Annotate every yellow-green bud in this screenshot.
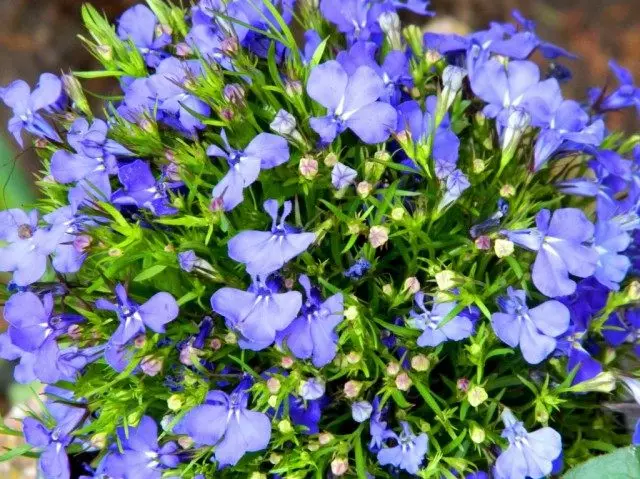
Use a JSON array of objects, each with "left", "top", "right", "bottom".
[
  {"left": 494, "top": 239, "right": 514, "bottom": 258},
  {"left": 167, "top": 395, "right": 183, "bottom": 411},
  {"left": 467, "top": 385, "right": 488, "bottom": 407},
  {"left": 470, "top": 424, "right": 486, "bottom": 444}
]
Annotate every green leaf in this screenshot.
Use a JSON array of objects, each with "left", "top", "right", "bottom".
[
  {"left": 564, "top": 447, "right": 640, "bottom": 479},
  {"left": 133, "top": 265, "right": 168, "bottom": 282},
  {"left": 354, "top": 433, "right": 368, "bottom": 479},
  {"left": 0, "top": 444, "right": 33, "bottom": 463}
]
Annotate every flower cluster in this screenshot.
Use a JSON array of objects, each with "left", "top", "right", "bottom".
[{"left": 0, "top": 1, "right": 638, "bottom": 478}]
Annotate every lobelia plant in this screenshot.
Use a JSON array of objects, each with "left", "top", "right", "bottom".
[{"left": 0, "top": 0, "right": 639, "bottom": 478}]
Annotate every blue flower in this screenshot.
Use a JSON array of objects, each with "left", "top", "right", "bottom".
[
  {"left": 277, "top": 275, "right": 344, "bottom": 367},
  {"left": 495, "top": 409, "right": 562, "bottom": 479},
  {"left": 178, "top": 250, "right": 198, "bottom": 272},
  {"left": 111, "top": 159, "right": 179, "bottom": 216},
  {"left": 211, "top": 274, "right": 302, "bottom": 350},
  {"left": 307, "top": 60, "right": 397, "bottom": 144},
  {"left": 533, "top": 100, "right": 604, "bottom": 170},
  {"left": 117, "top": 5, "right": 171, "bottom": 67},
  {"left": 22, "top": 391, "right": 86, "bottom": 479},
  {"left": 96, "top": 284, "right": 179, "bottom": 345},
  {"left": 504, "top": 208, "right": 598, "bottom": 297},
  {"left": 0, "top": 209, "right": 66, "bottom": 286},
  {"left": 331, "top": 162, "right": 358, "bottom": 189},
  {"left": 174, "top": 386, "right": 271, "bottom": 468},
  {"left": 491, "top": 287, "right": 570, "bottom": 364},
  {"left": 439, "top": 169, "right": 470, "bottom": 210},
  {"left": 376, "top": 421, "right": 428, "bottom": 474},
  {"left": 299, "top": 377, "right": 326, "bottom": 400},
  {"left": 344, "top": 258, "right": 371, "bottom": 279},
  {"left": 511, "top": 10, "right": 577, "bottom": 60},
  {"left": 320, "top": 0, "right": 378, "bottom": 42},
  {"left": 603, "top": 309, "right": 640, "bottom": 355},
  {"left": 593, "top": 219, "right": 632, "bottom": 290},
  {"left": 103, "top": 416, "right": 179, "bottom": 479},
  {"left": 407, "top": 292, "right": 473, "bottom": 347},
  {"left": 633, "top": 420, "right": 640, "bottom": 446},
  {"left": 207, "top": 130, "right": 289, "bottom": 211},
  {"left": 228, "top": 199, "right": 316, "bottom": 276},
  {"left": 591, "top": 60, "right": 640, "bottom": 115},
  {"left": 555, "top": 325, "right": 602, "bottom": 385},
  {"left": 352, "top": 400, "right": 373, "bottom": 422},
  {"left": 0, "top": 73, "right": 62, "bottom": 146}
]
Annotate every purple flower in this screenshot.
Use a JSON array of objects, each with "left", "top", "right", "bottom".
[
  {"left": 603, "top": 309, "right": 640, "bottom": 355},
  {"left": 4, "top": 291, "right": 82, "bottom": 353},
  {"left": 320, "top": 0, "right": 378, "bottom": 42},
  {"left": 307, "top": 60, "right": 397, "bottom": 144},
  {"left": 0, "top": 73, "right": 62, "bottom": 146},
  {"left": 103, "top": 416, "right": 179, "bottom": 479},
  {"left": 211, "top": 275, "right": 302, "bottom": 350},
  {"left": 67, "top": 118, "right": 131, "bottom": 158},
  {"left": 117, "top": 5, "right": 171, "bottom": 67},
  {"left": 470, "top": 59, "right": 561, "bottom": 128},
  {"left": 178, "top": 250, "right": 198, "bottom": 272},
  {"left": 0, "top": 209, "right": 65, "bottom": 285},
  {"left": 43, "top": 202, "right": 95, "bottom": 274},
  {"left": 96, "top": 284, "right": 179, "bottom": 345},
  {"left": 23, "top": 389, "right": 85, "bottom": 479},
  {"left": 495, "top": 409, "right": 562, "bottom": 479},
  {"left": 591, "top": 60, "right": 640, "bottom": 115},
  {"left": 376, "top": 421, "right": 428, "bottom": 474},
  {"left": 207, "top": 130, "right": 289, "bottom": 211},
  {"left": 593, "top": 219, "right": 632, "bottom": 290},
  {"left": 369, "top": 397, "right": 392, "bottom": 452},
  {"left": 149, "top": 58, "right": 211, "bottom": 134},
  {"left": 277, "top": 275, "right": 344, "bottom": 367},
  {"left": 511, "top": 10, "right": 577, "bottom": 60},
  {"left": 344, "top": 258, "right": 371, "bottom": 279},
  {"left": 533, "top": 100, "right": 605, "bottom": 170},
  {"left": 288, "top": 396, "right": 324, "bottom": 434},
  {"left": 504, "top": 208, "right": 598, "bottom": 297},
  {"left": 439, "top": 169, "right": 470, "bottom": 210},
  {"left": 407, "top": 292, "right": 473, "bottom": 347},
  {"left": 555, "top": 326, "right": 602, "bottom": 385},
  {"left": 491, "top": 287, "right": 570, "bottom": 364},
  {"left": 634, "top": 420, "right": 640, "bottom": 446},
  {"left": 111, "top": 160, "right": 179, "bottom": 216},
  {"left": 331, "top": 162, "right": 358, "bottom": 189},
  {"left": 299, "top": 377, "right": 326, "bottom": 401},
  {"left": 174, "top": 387, "right": 271, "bottom": 468},
  {"left": 228, "top": 199, "right": 315, "bottom": 276},
  {"left": 116, "top": 77, "right": 156, "bottom": 124}
]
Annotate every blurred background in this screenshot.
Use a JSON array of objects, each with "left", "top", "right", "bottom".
[{"left": 0, "top": 0, "right": 638, "bottom": 476}]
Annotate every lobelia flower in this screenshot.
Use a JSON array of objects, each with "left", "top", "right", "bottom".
[
  {"left": 0, "top": 73, "right": 62, "bottom": 146},
  {"left": 207, "top": 130, "right": 289, "bottom": 211},
  {"left": 590, "top": 60, "right": 640, "bottom": 114},
  {"left": 491, "top": 287, "right": 570, "bottom": 364},
  {"left": 211, "top": 274, "right": 302, "bottom": 350},
  {"left": 174, "top": 386, "right": 271, "bottom": 468},
  {"left": 102, "top": 416, "right": 180, "bottom": 479},
  {"left": 510, "top": 10, "right": 576, "bottom": 60},
  {"left": 439, "top": 169, "right": 470, "bottom": 210},
  {"left": 592, "top": 219, "right": 632, "bottom": 291},
  {"left": 344, "top": 258, "right": 371, "bottom": 279},
  {"left": 288, "top": 396, "right": 325, "bottom": 434},
  {"left": 117, "top": 5, "right": 171, "bottom": 67},
  {"left": 555, "top": 325, "right": 602, "bottom": 385},
  {"left": 369, "top": 397, "right": 393, "bottom": 452},
  {"left": 23, "top": 400, "right": 86, "bottom": 479},
  {"left": 96, "top": 284, "right": 179, "bottom": 345},
  {"left": 331, "top": 162, "right": 358, "bottom": 189},
  {"left": 0, "top": 209, "right": 65, "bottom": 285},
  {"left": 320, "top": 0, "right": 379, "bottom": 43},
  {"left": 277, "top": 275, "right": 344, "bottom": 367},
  {"left": 602, "top": 309, "right": 640, "bottom": 355},
  {"left": 494, "top": 409, "right": 562, "bottom": 479},
  {"left": 470, "top": 59, "right": 561, "bottom": 128},
  {"left": 503, "top": 208, "right": 598, "bottom": 297},
  {"left": 533, "top": 99, "right": 605, "bottom": 170},
  {"left": 299, "top": 377, "right": 326, "bottom": 400},
  {"left": 407, "top": 292, "right": 473, "bottom": 347},
  {"left": 111, "top": 159, "right": 180, "bottom": 216},
  {"left": 227, "top": 199, "right": 316, "bottom": 276},
  {"left": 306, "top": 60, "right": 397, "bottom": 144},
  {"left": 395, "top": 97, "right": 460, "bottom": 177},
  {"left": 376, "top": 421, "right": 428, "bottom": 474}
]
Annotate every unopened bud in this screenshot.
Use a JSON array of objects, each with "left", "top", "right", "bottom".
[
  {"left": 470, "top": 424, "right": 486, "bottom": 444},
  {"left": 299, "top": 156, "right": 319, "bottom": 179},
  {"left": 500, "top": 184, "right": 516, "bottom": 198},
  {"left": 467, "top": 385, "right": 488, "bottom": 407},
  {"left": 391, "top": 207, "right": 405, "bottom": 221},
  {"left": 411, "top": 354, "right": 430, "bottom": 372},
  {"left": 369, "top": 225, "right": 389, "bottom": 248},
  {"left": 331, "top": 458, "right": 349, "bottom": 476},
  {"left": 178, "top": 436, "right": 194, "bottom": 449},
  {"left": 344, "top": 380, "right": 362, "bottom": 398},
  {"left": 628, "top": 280, "right": 640, "bottom": 300},
  {"left": 435, "top": 270, "right": 456, "bottom": 290},
  {"left": 382, "top": 284, "right": 394, "bottom": 296},
  {"left": 141, "top": 356, "right": 163, "bottom": 376},
  {"left": 285, "top": 79, "right": 303, "bottom": 97},
  {"left": 96, "top": 44, "right": 113, "bottom": 61},
  {"left": 387, "top": 362, "right": 401, "bottom": 376},
  {"left": 404, "top": 277, "right": 421, "bottom": 294},
  {"left": 475, "top": 235, "right": 491, "bottom": 250},
  {"left": 344, "top": 306, "right": 359, "bottom": 321},
  {"left": 494, "top": 238, "right": 514, "bottom": 258},
  {"left": 90, "top": 432, "right": 107, "bottom": 449},
  {"left": 209, "top": 338, "right": 222, "bottom": 350},
  {"left": 268, "top": 395, "right": 278, "bottom": 408},
  {"left": 281, "top": 356, "right": 294, "bottom": 368},
  {"left": 324, "top": 152, "right": 338, "bottom": 167},
  {"left": 357, "top": 181, "right": 373, "bottom": 198},
  {"left": 223, "top": 331, "right": 237, "bottom": 344},
  {"left": 472, "top": 158, "right": 486, "bottom": 173},
  {"left": 167, "top": 394, "right": 183, "bottom": 411},
  {"left": 267, "top": 377, "right": 281, "bottom": 394},
  {"left": 346, "top": 351, "right": 361, "bottom": 364},
  {"left": 278, "top": 419, "right": 293, "bottom": 434},
  {"left": 395, "top": 372, "right": 412, "bottom": 391},
  {"left": 318, "top": 432, "right": 334, "bottom": 445}
]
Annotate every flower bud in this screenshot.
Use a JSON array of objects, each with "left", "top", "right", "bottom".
[
  {"left": 324, "top": 152, "right": 338, "bottom": 167},
  {"left": 500, "top": 108, "right": 531, "bottom": 173},
  {"left": 318, "top": 432, "right": 334, "bottom": 445},
  {"left": 108, "top": 247, "right": 122, "bottom": 257},
  {"left": 269, "top": 453, "right": 282, "bottom": 465},
  {"left": 628, "top": 280, "right": 640, "bottom": 300},
  {"left": 351, "top": 401, "right": 373, "bottom": 423},
  {"left": 223, "top": 331, "right": 237, "bottom": 344},
  {"left": 395, "top": 372, "right": 412, "bottom": 391},
  {"left": 134, "top": 335, "right": 147, "bottom": 349},
  {"left": 357, "top": 181, "right": 373, "bottom": 198},
  {"left": 167, "top": 394, "right": 183, "bottom": 411},
  {"left": 475, "top": 235, "right": 491, "bottom": 250},
  {"left": 178, "top": 436, "right": 194, "bottom": 449},
  {"left": 494, "top": 238, "right": 514, "bottom": 258},
  {"left": 403, "top": 277, "right": 421, "bottom": 294},
  {"left": 369, "top": 225, "right": 389, "bottom": 248},
  {"left": 278, "top": 420, "right": 293, "bottom": 434},
  {"left": 96, "top": 44, "right": 113, "bottom": 61},
  {"left": 344, "top": 380, "right": 362, "bottom": 398},
  {"left": 62, "top": 74, "right": 91, "bottom": 117},
  {"left": 570, "top": 371, "right": 617, "bottom": 394},
  {"left": 90, "top": 432, "right": 107, "bottom": 449},
  {"left": 175, "top": 42, "right": 192, "bottom": 56},
  {"left": 469, "top": 424, "right": 486, "bottom": 444},
  {"left": 220, "top": 36, "right": 239, "bottom": 56},
  {"left": 391, "top": 207, "right": 405, "bottom": 221},
  {"left": 224, "top": 84, "right": 246, "bottom": 105},
  {"left": 267, "top": 377, "right": 281, "bottom": 394},
  {"left": 209, "top": 338, "right": 222, "bottom": 350},
  {"left": 281, "top": 356, "right": 294, "bottom": 368},
  {"left": 435, "top": 270, "right": 456, "bottom": 290},
  {"left": 331, "top": 458, "right": 349, "bottom": 476},
  {"left": 300, "top": 378, "right": 326, "bottom": 400},
  {"left": 67, "top": 324, "right": 82, "bottom": 340},
  {"left": 344, "top": 305, "right": 359, "bottom": 321},
  {"left": 457, "top": 378, "right": 470, "bottom": 392},
  {"left": 299, "top": 156, "right": 319, "bottom": 179},
  {"left": 382, "top": 284, "right": 394, "bottom": 296},
  {"left": 425, "top": 49, "right": 441, "bottom": 64},
  {"left": 467, "top": 385, "right": 488, "bottom": 407},
  {"left": 346, "top": 351, "right": 361, "bottom": 364},
  {"left": 285, "top": 79, "right": 303, "bottom": 97},
  {"left": 386, "top": 362, "right": 400, "bottom": 376},
  {"left": 500, "top": 184, "right": 516, "bottom": 198},
  {"left": 411, "top": 354, "right": 430, "bottom": 372},
  {"left": 268, "top": 395, "right": 278, "bottom": 408},
  {"left": 141, "top": 356, "right": 163, "bottom": 377},
  {"left": 378, "top": 11, "right": 402, "bottom": 50}
]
